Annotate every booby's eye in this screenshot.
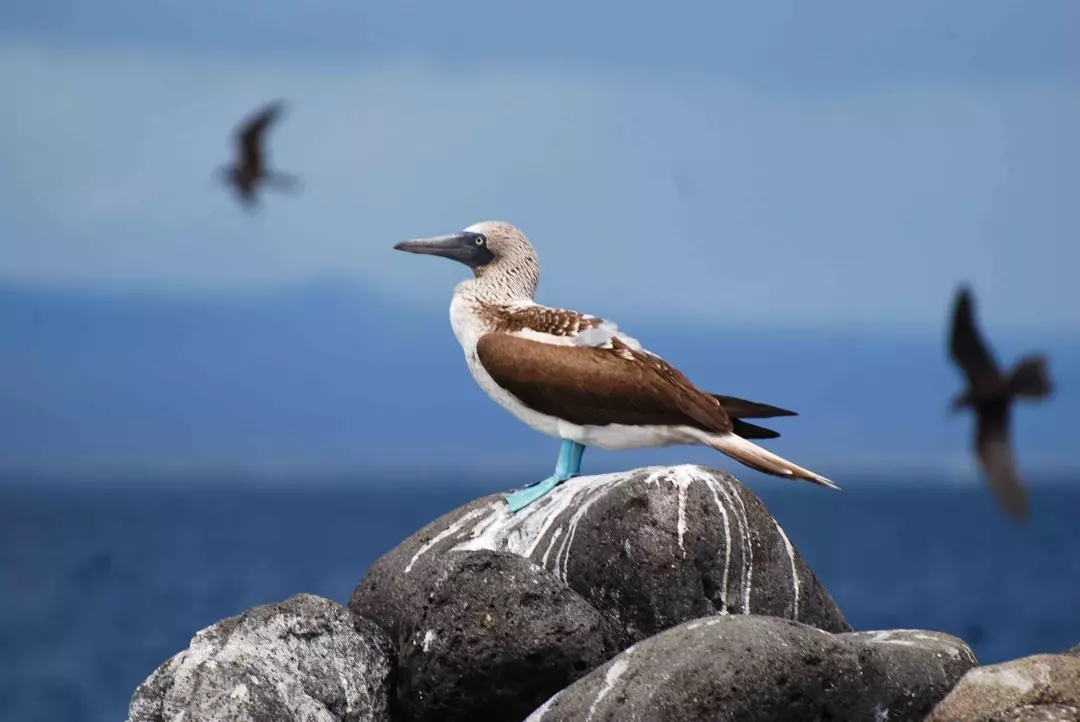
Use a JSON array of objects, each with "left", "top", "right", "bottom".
[{"left": 475, "top": 235, "right": 485, "bottom": 245}]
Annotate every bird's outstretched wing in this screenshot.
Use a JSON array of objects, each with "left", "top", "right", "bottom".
[
  {"left": 1009, "top": 355, "right": 1053, "bottom": 400},
  {"left": 235, "top": 100, "right": 285, "bottom": 166},
  {"left": 475, "top": 332, "right": 733, "bottom": 434},
  {"left": 949, "top": 286, "right": 1001, "bottom": 391},
  {"left": 974, "top": 404, "right": 1028, "bottom": 523}
]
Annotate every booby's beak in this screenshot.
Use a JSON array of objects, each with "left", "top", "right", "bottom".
[{"left": 393, "top": 232, "right": 495, "bottom": 269}]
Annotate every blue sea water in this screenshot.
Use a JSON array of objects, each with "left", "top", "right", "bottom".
[{"left": 2, "top": 476, "right": 1079, "bottom": 722}]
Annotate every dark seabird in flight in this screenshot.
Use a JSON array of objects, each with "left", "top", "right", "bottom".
[
  {"left": 393, "top": 220, "right": 838, "bottom": 512},
  {"left": 215, "top": 100, "right": 299, "bottom": 208},
  {"left": 948, "top": 285, "right": 1052, "bottom": 522}
]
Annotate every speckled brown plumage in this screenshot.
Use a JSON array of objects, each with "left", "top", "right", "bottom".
[{"left": 479, "top": 306, "right": 606, "bottom": 337}]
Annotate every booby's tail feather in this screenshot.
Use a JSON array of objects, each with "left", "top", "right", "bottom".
[
  {"left": 730, "top": 418, "right": 780, "bottom": 440},
  {"left": 706, "top": 433, "right": 839, "bottom": 489},
  {"left": 711, "top": 394, "right": 797, "bottom": 419}
]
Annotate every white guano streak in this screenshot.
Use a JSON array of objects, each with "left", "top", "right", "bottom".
[
  {"left": 587, "top": 656, "right": 632, "bottom": 721},
  {"left": 404, "top": 508, "right": 488, "bottom": 573},
  {"left": 700, "top": 476, "right": 732, "bottom": 613},
  {"left": 554, "top": 474, "right": 628, "bottom": 582},
  {"left": 773, "top": 519, "right": 800, "bottom": 619},
  {"left": 711, "top": 478, "right": 752, "bottom": 613},
  {"left": 448, "top": 466, "right": 751, "bottom": 600},
  {"left": 644, "top": 465, "right": 702, "bottom": 557},
  {"left": 731, "top": 488, "right": 754, "bottom": 612}
]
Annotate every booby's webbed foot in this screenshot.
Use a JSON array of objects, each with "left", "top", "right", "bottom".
[
  {"left": 505, "top": 440, "right": 585, "bottom": 513},
  {"left": 505, "top": 476, "right": 561, "bottom": 512}
]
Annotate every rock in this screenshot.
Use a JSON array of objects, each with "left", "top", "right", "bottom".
[
  {"left": 1067, "top": 643, "right": 1080, "bottom": 657},
  {"left": 927, "top": 654, "right": 1080, "bottom": 722},
  {"left": 355, "top": 549, "right": 617, "bottom": 722},
  {"left": 350, "top": 465, "right": 851, "bottom": 721},
  {"left": 839, "top": 629, "right": 982, "bottom": 720},
  {"left": 127, "top": 593, "right": 394, "bottom": 722},
  {"left": 525, "top": 615, "right": 977, "bottom": 722},
  {"left": 351, "top": 465, "right": 849, "bottom": 650},
  {"left": 999, "top": 706, "right": 1080, "bottom": 722}
]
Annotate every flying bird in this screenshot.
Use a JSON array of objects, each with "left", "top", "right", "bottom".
[
  {"left": 215, "top": 100, "right": 300, "bottom": 208},
  {"left": 393, "top": 221, "right": 837, "bottom": 513},
  {"left": 948, "top": 285, "right": 1052, "bottom": 522}
]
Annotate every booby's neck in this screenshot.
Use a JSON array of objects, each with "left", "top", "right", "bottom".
[
  {"left": 453, "top": 259, "right": 539, "bottom": 305},
  {"left": 450, "top": 273, "right": 537, "bottom": 350}
]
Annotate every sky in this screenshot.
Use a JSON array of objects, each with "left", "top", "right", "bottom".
[{"left": 0, "top": 0, "right": 1076, "bottom": 333}]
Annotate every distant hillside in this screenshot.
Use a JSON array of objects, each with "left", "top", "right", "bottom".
[{"left": 1, "top": 280, "right": 1076, "bottom": 478}]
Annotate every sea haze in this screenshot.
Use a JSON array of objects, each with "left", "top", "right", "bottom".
[{"left": 1, "top": 279, "right": 1078, "bottom": 477}]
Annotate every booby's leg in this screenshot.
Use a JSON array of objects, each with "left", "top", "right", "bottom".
[
  {"left": 505, "top": 440, "right": 587, "bottom": 513},
  {"left": 567, "top": 441, "right": 585, "bottom": 476}
]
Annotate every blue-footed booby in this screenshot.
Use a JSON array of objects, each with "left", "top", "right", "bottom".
[{"left": 394, "top": 221, "right": 837, "bottom": 512}]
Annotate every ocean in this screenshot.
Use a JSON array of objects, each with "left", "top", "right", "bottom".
[{"left": 2, "top": 475, "right": 1079, "bottom": 722}]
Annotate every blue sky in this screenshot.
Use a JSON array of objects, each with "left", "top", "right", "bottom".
[{"left": 1, "top": 0, "right": 1077, "bottom": 331}]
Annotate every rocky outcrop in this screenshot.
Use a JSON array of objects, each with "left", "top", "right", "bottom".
[
  {"left": 927, "top": 653, "right": 1080, "bottom": 722},
  {"left": 350, "top": 464, "right": 849, "bottom": 720},
  {"left": 126, "top": 594, "right": 394, "bottom": 722},
  {"left": 525, "top": 615, "right": 978, "bottom": 722},
  {"left": 134, "top": 464, "right": 1080, "bottom": 722},
  {"left": 352, "top": 464, "right": 849, "bottom": 644}
]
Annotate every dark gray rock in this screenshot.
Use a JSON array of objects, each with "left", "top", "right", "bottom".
[
  {"left": 837, "top": 630, "right": 982, "bottom": 720},
  {"left": 927, "top": 654, "right": 1080, "bottom": 722},
  {"left": 525, "top": 615, "right": 977, "bottom": 722},
  {"left": 127, "top": 594, "right": 394, "bottom": 722},
  {"left": 355, "top": 549, "right": 617, "bottom": 722},
  {"left": 351, "top": 464, "right": 849, "bottom": 650}
]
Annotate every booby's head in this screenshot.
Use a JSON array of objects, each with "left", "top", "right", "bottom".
[{"left": 393, "top": 220, "right": 540, "bottom": 301}]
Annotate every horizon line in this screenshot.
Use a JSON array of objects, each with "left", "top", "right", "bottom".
[{"left": 5, "top": 273, "right": 1079, "bottom": 340}]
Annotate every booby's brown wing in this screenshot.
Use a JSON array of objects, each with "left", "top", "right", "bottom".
[
  {"left": 475, "top": 333, "right": 733, "bottom": 433},
  {"left": 234, "top": 100, "right": 285, "bottom": 169},
  {"left": 950, "top": 287, "right": 1002, "bottom": 391},
  {"left": 974, "top": 403, "right": 1028, "bottom": 522}
]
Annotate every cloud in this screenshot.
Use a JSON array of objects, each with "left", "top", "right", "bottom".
[{"left": 0, "top": 41, "right": 1076, "bottom": 331}]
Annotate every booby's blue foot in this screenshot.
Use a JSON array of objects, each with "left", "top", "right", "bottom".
[
  {"left": 505, "top": 440, "right": 586, "bottom": 513},
  {"left": 505, "top": 475, "right": 561, "bottom": 512}
]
